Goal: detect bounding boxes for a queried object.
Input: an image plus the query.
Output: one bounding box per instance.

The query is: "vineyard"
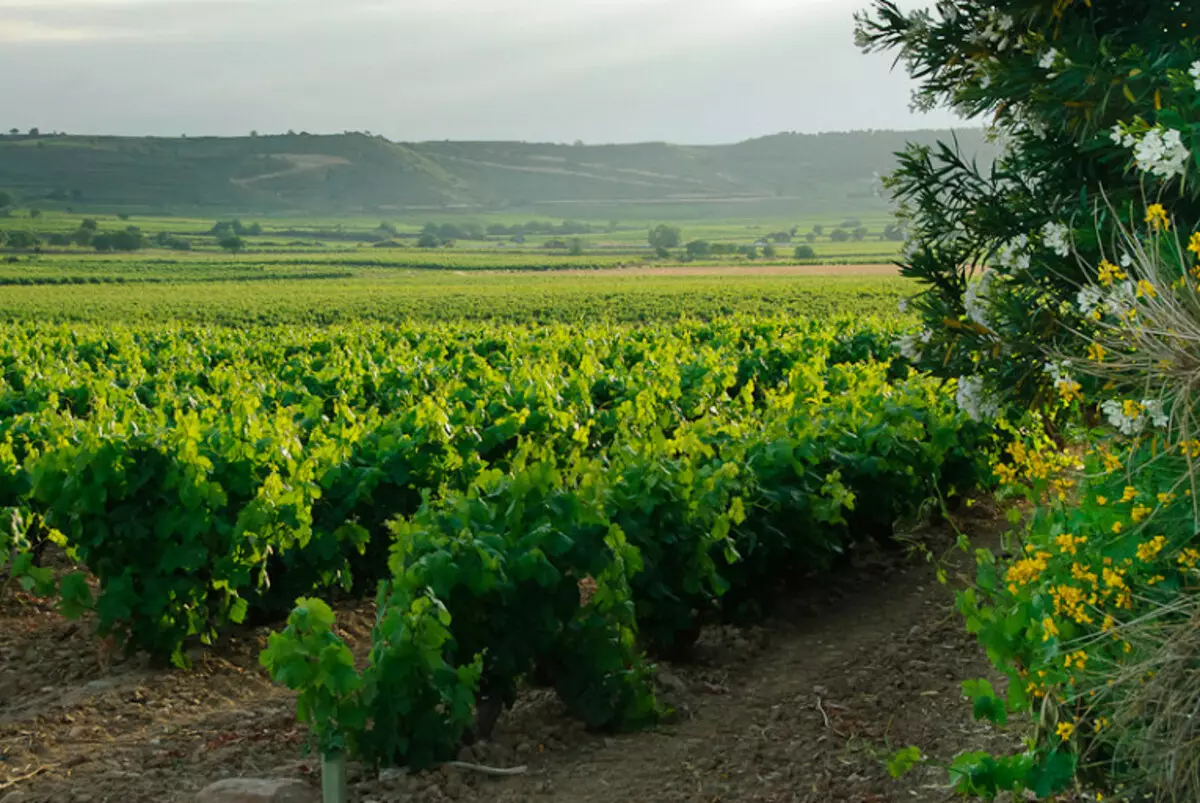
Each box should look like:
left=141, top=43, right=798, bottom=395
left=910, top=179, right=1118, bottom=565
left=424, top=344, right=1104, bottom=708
left=0, top=310, right=998, bottom=800
left=0, top=269, right=910, bottom=325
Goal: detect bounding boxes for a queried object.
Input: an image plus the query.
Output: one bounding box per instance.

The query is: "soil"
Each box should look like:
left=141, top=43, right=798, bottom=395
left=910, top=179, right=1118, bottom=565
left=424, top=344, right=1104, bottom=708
left=0, top=513, right=1019, bottom=803
left=553, top=264, right=903, bottom=277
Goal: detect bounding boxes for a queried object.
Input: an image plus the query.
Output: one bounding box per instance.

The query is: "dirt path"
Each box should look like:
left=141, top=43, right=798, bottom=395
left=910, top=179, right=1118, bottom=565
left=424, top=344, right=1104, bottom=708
left=553, top=264, right=902, bottom=277
left=0, top=521, right=1015, bottom=803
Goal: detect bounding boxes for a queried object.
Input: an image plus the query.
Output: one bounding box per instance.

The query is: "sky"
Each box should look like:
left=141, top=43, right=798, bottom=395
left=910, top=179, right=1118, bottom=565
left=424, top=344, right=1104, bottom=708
left=0, top=0, right=962, bottom=144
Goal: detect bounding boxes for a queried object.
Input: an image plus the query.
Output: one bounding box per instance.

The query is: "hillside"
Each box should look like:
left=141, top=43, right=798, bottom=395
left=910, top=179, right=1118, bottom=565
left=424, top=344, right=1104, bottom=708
left=0, top=129, right=998, bottom=218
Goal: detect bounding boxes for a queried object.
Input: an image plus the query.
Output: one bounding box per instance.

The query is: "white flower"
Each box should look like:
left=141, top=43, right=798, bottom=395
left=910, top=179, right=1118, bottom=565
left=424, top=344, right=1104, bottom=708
left=1100, top=399, right=1168, bottom=436
left=996, top=234, right=1031, bottom=272
left=1106, top=280, right=1138, bottom=317
left=1043, top=361, right=1069, bottom=384
left=1042, top=221, right=1071, bottom=258
left=1133, top=127, right=1191, bottom=181
left=895, top=333, right=924, bottom=361
left=1119, top=252, right=1134, bottom=269
left=1100, top=399, right=1142, bottom=436
left=1143, top=399, right=1169, bottom=429
left=1111, top=124, right=1137, bottom=148
left=1039, top=48, right=1059, bottom=70
left=919, top=329, right=933, bottom=344
left=898, top=298, right=909, bottom=313
left=964, top=269, right=997, bottom=329
left=1191, top=61, right=1200, bottom=91
left=1076, top=286, right=1104, bottom=317
left=956, top=375, right=1001, bottom=422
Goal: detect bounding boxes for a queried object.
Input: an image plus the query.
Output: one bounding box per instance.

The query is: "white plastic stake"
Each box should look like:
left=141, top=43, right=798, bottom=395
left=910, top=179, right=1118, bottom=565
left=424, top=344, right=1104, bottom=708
left=322, top=752, right=349, bottom=803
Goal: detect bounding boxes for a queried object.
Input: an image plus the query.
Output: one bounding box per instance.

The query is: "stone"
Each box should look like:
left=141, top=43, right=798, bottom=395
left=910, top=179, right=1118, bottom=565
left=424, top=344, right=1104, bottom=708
left=194, top=778, right=318, bottom=803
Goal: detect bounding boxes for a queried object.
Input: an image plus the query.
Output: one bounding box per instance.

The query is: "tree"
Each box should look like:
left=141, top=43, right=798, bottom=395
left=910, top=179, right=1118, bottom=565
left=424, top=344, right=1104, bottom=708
left=882, top=223, right=906, bottom=242
left=852, top=226, right=868, bottom=241
left=805, top=232, right=818, bottom=243
left=829, top=228, right=851, bottom=243
left=93, top=228, right=145, bottom=252
left=79, top=218, right=98, bottom=232
left=738, top=244, right=758, bottom=260
left=812, top=224, right=824, bottom=237
left=218, top=235, right=247, bottom=253
left=855, top=0, right=1200, bottom=407
left=71, top=227, right=93, bottom=247
left=794, top=244, right=816, bottom=260
left=762, top=243, right=778, bottom=258
left=4, top=230, right=39, bottom=250
left=27, top=128, right=38, bottom=137
left=685, top=240, right=712, bottom=259
left=117, top=213, right=130, bottom=221
left=647, top=224, right=681, bottom=251
left=0, top=191, right=12, bottom=209
left=28, top=209, right=41, bottom=219
left=417, top=233, right=442, bottom=248
left=7, top=129, right=16, bottom=136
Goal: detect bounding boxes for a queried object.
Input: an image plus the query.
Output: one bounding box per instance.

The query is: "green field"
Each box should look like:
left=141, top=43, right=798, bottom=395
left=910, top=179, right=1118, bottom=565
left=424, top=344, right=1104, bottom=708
left=0, top=209, right=904, bottom=264
left=0, top=267, right=908, bottom=325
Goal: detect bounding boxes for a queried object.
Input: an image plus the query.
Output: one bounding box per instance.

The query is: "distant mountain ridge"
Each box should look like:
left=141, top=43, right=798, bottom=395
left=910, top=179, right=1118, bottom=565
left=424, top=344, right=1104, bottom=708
left=0, top=129, right=998, bottom=217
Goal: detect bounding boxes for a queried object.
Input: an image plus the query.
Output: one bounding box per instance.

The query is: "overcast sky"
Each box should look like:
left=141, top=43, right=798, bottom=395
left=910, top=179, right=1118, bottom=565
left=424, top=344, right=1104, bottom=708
left=0, top=0, right=960, bottom=144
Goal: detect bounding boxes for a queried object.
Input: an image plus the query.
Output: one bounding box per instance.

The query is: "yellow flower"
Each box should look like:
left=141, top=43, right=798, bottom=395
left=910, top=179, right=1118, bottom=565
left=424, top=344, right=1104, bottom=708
left=1122, top=485, right=1139, bottom=503
left=1157, top=492, right=1176, bottom=506
left=1137, top=535, right=1167, bottom=562
left=1137, top=279, right=1159, bottom=299
left=1064, top=650, right=1089, bottom=671
left=1181, top=440, right=1200, bottom=459
left=1088, top=343, right=1107, bottom=362
left=1057, top=721, right=1076, bottom=740
left=1131, top=504, right=1152, bottom=523
left=1146, top=204, right=1171, bottom=232
left=1112, top=521, right=1124, bottom=534
left=1056, top=534, right=1084, bottom=555
left=1098, top=259, right=1127, bottom=287
left=1042, top=617, right=1060, bottom=641
left=1096, top=495, right=1108, bottom=505
left=1056, top=379, right=1083, bottom=404
left=994, top=463, right=1019, bottom=484
left=1189, top=231, right=1200, bottom=257
left=1177, top=548, right=1200, bottom=569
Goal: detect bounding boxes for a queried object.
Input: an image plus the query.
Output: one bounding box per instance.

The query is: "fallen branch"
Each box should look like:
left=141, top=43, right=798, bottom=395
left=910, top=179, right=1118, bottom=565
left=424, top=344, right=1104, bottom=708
left=0, top=765, right=52, bottom=791
left=446, top=761, right=529, bottom=776
left=815, top=696, right=847, bottom=738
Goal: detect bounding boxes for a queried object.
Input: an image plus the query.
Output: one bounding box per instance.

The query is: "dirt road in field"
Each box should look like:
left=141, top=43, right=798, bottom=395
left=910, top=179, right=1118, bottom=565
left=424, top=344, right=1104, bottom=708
left=555, top=263, right=903, bottom=277
left=0, top=514, right=1013, bottom=803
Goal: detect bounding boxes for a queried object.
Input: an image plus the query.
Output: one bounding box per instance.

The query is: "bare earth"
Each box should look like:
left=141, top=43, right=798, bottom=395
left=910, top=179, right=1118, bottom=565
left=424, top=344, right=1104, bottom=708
left=0, top=517, right=1015, bottom=803
left=556, top=263, right=903, bottom=277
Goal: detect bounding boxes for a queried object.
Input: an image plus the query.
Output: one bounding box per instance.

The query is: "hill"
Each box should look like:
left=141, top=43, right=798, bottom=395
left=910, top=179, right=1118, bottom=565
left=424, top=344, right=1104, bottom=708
left=0, top=129, right=998, bottom=218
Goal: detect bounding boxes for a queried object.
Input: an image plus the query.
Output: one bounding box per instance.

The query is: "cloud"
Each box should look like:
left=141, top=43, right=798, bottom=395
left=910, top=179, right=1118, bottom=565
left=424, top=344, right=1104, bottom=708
left=0, top=19, right=121, bottom=41
left=0, top=0, right=962, bottom=142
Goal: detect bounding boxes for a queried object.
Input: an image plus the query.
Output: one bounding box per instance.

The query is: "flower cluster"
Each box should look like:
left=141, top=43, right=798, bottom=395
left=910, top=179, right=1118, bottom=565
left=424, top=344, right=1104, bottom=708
left=956, top=374, right=1001, bottom=422
left=1042, top=221, right=1071, bottom=258
left=963, top=269, right=997, bottom=329
left=895, top=329, right=933, bottom=362
left=1191, top=61, right=1200, bottom=91
left=1099, top=399, right=1169, bottom=436
left=1043, top=361, right=1082, bottom=404
left=995, top=234, right=1032, bottom=272
left=1130, top=127, right=1190, bottom=181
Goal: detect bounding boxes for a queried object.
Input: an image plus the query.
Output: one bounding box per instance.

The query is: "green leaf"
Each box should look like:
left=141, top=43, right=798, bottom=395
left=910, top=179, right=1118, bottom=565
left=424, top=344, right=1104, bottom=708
left=887, top=745, right=924, bottom=778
